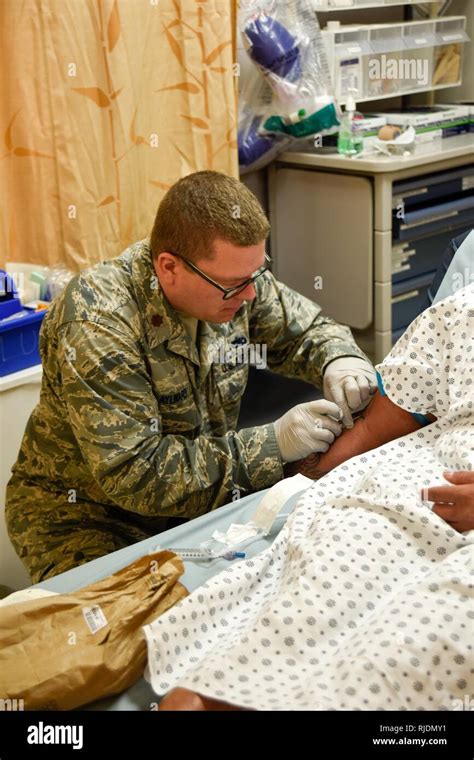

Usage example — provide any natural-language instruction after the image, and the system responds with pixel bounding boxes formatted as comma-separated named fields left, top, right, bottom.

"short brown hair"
left=150, top=170, right=270, bottom=262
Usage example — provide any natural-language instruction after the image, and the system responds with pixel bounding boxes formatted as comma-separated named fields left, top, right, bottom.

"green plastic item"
left=263, top=102, right=339, bottom=138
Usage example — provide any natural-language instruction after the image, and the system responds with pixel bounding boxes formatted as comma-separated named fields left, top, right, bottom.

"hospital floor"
left=238, top=367, right=321, bottom=428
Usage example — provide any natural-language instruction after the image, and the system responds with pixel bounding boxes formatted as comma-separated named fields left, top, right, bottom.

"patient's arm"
left=285, top=390, right=436, bottom=479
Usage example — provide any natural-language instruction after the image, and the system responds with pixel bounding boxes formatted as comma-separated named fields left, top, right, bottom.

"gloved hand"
left=274, top=399, right=343, bottom=463
left=323, top=356, right=377, bottom=429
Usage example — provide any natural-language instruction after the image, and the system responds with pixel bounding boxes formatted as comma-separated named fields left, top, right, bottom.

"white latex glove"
left=274, top=399, right=343, bottom=463
left=323, top=356, right=377, bottom=429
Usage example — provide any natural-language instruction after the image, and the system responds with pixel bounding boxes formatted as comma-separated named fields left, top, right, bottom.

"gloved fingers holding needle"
left=323, top=357, right=378, bottom=429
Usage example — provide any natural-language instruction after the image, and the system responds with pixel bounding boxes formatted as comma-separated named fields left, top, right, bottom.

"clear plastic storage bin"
left=402, top=22, right=435, bottom=93
left=365, top=25, right=405, bottom=98
left=334, top=29, right=371, bottom=100
left=432, top=18, right=469, bottom=87
left=323, top=17, right=469, bottom=104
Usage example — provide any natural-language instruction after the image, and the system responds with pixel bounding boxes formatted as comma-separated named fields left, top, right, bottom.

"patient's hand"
left=426, top=471, right=474, bottom=533
left=285, top=391, right=436, bottom=480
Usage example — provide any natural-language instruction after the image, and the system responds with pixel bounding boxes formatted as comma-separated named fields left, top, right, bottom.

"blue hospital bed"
left=32, top=228, right=473, bottom=710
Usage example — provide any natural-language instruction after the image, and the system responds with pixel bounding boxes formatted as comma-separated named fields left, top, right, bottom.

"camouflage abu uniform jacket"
left=6, top=239, right=369, bottom=582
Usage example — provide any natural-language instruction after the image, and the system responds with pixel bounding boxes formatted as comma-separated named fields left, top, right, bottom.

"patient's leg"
left=159, top=687, right=246, bottom=711
left=285, top=390, right=436, bottom=479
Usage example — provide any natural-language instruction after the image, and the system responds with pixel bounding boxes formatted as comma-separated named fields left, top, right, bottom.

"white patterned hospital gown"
left=144, top=285, right=474, bottom=710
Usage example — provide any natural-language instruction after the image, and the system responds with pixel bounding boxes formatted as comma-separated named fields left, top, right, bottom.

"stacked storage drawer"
left=391, top=164, right=474, bottom=343
left=321, top=16, right=470, bottom=104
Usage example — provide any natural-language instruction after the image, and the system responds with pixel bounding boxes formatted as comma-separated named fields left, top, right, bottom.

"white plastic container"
left=365, top=24, right=405, bottom=99
left=402, top=22, right=435, bottom=93
left=432, top=18, right=469, bottom=87
left=323, top=17, right=469, bottom=104
left=324, top=28, right=371, bottom=100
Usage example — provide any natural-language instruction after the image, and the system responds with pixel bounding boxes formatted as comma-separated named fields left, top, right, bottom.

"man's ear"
left=154, top=252, right=179, bottom=284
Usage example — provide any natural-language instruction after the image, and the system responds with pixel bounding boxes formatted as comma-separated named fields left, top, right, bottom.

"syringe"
left=167, top=547, right=246, bottom=562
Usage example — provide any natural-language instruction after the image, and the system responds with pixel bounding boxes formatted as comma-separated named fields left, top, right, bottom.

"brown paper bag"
left=0, top=551, right=188, bottom=710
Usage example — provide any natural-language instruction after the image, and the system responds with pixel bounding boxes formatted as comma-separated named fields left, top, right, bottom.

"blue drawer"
left=392, top=272, right=436, bottom=332
left=393, top=196, right=474, bottom=242
left=393, top=165, right=474, bottom=210
left=392, top=222, right=473, bottom=285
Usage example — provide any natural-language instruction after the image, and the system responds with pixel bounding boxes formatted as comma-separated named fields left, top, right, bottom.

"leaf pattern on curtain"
left=0, top=0, right=238, bottom=270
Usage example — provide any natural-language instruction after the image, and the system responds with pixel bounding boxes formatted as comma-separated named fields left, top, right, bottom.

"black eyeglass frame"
left=167, top=250, right=271, bottom=301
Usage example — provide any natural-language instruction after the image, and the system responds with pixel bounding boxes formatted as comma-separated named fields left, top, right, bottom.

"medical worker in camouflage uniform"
left=6, top=171, right=376, bottom=582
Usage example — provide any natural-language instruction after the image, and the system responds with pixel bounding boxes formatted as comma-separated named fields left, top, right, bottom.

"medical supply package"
left=238, top=0, right=339, bottom=173
left=0, top=551, right=188, bottom=710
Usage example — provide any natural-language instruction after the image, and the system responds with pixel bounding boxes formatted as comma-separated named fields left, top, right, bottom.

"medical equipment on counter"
left=373, top=126, right=416, bottom=157
left=337, top=89, right=364, bottom=157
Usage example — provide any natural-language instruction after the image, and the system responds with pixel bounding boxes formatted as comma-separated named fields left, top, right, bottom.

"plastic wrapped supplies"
left=238, top=64, right=291, bottom=174
left=238, top=0, right=339, bottom=173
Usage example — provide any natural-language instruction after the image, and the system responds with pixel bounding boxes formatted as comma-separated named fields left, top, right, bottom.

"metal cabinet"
left=269, top=168, right=373, bottom=330
left=269, top=134, right=474, bottom=362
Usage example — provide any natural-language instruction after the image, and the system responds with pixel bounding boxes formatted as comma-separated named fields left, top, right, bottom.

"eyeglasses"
left=167, top=250, right=271, bottom=301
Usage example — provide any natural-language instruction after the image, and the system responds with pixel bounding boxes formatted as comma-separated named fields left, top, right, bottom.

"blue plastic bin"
left=0, top=309, right=46, bottom=377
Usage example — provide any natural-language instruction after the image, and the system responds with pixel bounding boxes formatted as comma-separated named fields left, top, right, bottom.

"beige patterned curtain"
left=0, top=0, right=238, bottom=271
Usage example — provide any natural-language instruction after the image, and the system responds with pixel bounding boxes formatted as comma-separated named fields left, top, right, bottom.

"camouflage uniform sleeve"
left=58, top=320, right=283, bottom=518
left=249, top=272, right=371, bottom=390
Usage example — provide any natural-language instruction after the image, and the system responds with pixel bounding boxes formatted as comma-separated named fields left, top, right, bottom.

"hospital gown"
left=144, top=285, right=474, bottom=710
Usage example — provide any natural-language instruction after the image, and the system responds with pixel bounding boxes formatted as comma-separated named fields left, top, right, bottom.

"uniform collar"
left=131, top=239, right=199, bottom=365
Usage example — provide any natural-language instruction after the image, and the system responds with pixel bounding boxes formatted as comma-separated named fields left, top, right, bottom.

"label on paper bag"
left=82, top=604, right=108, bottom=634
